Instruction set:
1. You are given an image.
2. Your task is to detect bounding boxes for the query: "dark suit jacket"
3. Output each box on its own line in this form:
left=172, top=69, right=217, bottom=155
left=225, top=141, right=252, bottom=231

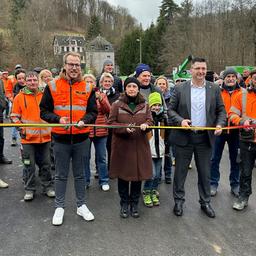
left=168, top=80, right=226, bottom=147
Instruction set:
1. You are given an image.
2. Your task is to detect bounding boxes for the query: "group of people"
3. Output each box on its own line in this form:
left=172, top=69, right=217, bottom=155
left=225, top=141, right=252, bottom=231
left=0, top=52, right=256, bottom=226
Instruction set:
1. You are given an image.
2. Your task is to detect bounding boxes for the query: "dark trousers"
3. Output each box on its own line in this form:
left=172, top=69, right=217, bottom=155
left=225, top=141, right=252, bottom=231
left=173, top=132, right=212, bottom=205
left=210, top=132, right=240, bottom=188
left=0, top=110, right=4, bottom=158
left=117, top=178, right=142, bottom=207
left=22, top=142, right=53, bottom=192
left=239, top=141, right=256, bottom=200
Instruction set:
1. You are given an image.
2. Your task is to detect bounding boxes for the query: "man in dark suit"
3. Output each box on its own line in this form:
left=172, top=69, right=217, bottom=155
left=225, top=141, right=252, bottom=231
left=168, top=57, right=226, bottom=218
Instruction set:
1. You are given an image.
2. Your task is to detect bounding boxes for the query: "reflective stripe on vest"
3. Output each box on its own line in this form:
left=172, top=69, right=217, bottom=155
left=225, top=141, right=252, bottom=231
left=49, top=79, right=92, bottom=135
left=54, top=105, right=87, bottom=111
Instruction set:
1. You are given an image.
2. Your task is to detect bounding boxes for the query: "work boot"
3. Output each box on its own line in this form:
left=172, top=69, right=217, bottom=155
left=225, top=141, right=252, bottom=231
left=233, top=198, right=248, bottom=211
left=24, top=191, right=34, bottom=201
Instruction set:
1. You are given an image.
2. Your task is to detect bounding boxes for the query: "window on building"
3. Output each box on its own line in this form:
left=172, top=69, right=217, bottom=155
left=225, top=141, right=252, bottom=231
left=72, top=47, right=75, bottom=52
left=105, top=45, right=109, bottom=51
left=71, top=40, right=76, bottom=45
left=67, top=46, right=70, bottom=52
left=61, top=46, right=64, bottom=52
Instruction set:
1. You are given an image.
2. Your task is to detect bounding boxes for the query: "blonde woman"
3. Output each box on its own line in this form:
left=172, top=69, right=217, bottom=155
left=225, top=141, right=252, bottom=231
left=39, top=69, right=53, bottom=89
left=84, top=74, right=111, bottom=191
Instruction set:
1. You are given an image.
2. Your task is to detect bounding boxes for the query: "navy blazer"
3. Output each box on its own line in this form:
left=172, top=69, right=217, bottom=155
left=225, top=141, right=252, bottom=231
left=168, top=80, right=226, bottom=147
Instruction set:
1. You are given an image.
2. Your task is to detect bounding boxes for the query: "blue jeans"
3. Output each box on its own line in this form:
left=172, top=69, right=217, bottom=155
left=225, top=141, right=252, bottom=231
left=11, top=127, right=19, bottom=140
left=54, top=139, right=90, bottom=208
left=85, top=136, right=109, bottom=186
left=93, top=136, right=109, bottom=185
left=210, top=132, right=240, bottom=188
left=144, top=158, right=162, bottom=191
left=84, top=140, right=92, bottom=186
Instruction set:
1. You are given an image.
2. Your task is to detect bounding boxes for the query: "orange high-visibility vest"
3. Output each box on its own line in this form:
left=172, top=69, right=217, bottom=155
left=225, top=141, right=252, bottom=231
left=48, top=78, right=93, bottom=135
left=10, top=89, right=51, bottom=144
left=229, top=89, right=256, bottom=142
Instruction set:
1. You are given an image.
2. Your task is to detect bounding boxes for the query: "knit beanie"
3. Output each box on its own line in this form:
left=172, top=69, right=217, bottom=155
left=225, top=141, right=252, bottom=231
left=222, top=68, right=237, bottom=79
left=148, top=92, right=162, bottom=107
left=124, top=77, right=140, bottom=90
left=135, top=63, right=151, bottom=78
left=103, top=59, right=113, bottom=67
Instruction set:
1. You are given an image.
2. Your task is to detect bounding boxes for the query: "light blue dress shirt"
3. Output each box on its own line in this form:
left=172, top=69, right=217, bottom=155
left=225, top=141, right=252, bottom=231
left=190, top=81, right=206, bottom=127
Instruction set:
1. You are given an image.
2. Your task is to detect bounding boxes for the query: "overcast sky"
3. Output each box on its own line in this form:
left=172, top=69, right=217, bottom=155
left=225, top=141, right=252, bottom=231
left=105, top=0, right=164, bottom=29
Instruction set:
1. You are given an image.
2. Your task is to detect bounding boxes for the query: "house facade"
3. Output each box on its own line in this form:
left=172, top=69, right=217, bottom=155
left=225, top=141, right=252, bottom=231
left=53, top=34, right=115, bottom=74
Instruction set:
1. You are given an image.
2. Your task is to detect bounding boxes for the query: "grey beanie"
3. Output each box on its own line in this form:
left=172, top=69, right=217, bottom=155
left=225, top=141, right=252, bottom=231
left=222, top=68, right=237, bottom=79
left=103, top=59, right=113, bottom=67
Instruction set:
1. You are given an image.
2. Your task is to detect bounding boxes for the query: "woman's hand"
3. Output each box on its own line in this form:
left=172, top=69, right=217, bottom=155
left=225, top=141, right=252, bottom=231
left=140, top=123, right=149, bottom=131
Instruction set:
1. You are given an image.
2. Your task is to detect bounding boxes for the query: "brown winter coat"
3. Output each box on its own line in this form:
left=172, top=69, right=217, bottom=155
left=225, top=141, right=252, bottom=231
left=108, top=94, right=153, bottom=181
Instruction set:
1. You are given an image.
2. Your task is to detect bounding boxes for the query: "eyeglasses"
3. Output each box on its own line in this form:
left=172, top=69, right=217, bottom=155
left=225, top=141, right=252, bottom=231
left=65, top=63, right=81, bottom=68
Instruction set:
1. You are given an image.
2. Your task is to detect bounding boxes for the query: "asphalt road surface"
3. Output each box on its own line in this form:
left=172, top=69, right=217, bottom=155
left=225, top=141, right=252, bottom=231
left=1, top=127, right=256, bottom=256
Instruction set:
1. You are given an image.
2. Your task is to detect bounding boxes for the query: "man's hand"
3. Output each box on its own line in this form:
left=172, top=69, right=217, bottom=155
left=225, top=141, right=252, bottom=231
left=243, top=119, right=253, bottom=131
left=214, top=125, right=222, bottom=136
left=181, top=119, right=191, bottom=128
left=76, top=120, right=86, bottom=128
left=59, top=116, right=70, bottom=130
left=59, top=117, right=69, bottom=124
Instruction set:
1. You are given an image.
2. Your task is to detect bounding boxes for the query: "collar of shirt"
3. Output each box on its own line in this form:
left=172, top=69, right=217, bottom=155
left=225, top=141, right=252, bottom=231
left=191, top=80, right=206, bottom=88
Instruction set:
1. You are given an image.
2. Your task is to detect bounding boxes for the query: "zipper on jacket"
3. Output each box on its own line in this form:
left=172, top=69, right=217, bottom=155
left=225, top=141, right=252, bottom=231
left=34, top=94, right=42, bottom=143
left=69, top=80, right=73, bottom=144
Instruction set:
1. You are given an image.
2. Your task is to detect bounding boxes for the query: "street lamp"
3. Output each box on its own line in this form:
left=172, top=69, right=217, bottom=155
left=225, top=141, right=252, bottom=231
left=136, top=37, right=142, bottom=63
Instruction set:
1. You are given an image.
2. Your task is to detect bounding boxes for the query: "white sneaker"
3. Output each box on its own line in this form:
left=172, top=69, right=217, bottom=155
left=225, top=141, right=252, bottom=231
left=0, top=179, right=8, bottom=188
left=52, top=208, right=64, bottom=226
left=46, top=189, right=55, bottom=198
left=101, top=184, right=110, bottom=191
left=24, top=191, right=34, bottom=201
left=77, top=204, right=95, bottom=221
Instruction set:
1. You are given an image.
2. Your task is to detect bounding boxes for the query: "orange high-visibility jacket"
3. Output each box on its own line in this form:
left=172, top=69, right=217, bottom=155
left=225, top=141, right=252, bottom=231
left=10, top=88, right=51, bottom=144
left=48, top=78, right=93, bottom=135
left=229, top=89, right=256, bottom=142
left=5, top=77, right=17, bottom=101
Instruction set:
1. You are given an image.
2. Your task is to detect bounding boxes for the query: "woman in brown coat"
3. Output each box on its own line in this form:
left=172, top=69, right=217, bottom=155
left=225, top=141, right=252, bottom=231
left=108, top=77, right=153, bottom=218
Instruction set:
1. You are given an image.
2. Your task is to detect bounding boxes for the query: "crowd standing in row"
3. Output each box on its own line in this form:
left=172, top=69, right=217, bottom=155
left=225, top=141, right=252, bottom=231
left=0, top=52, right=256, bottom=226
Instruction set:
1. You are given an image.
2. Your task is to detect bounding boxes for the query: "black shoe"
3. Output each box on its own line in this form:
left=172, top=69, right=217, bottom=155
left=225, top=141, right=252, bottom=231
left=165, top=177, right=172, bottom=184
left=130, top=204, right=140, bottom=218
left=120, top=205, right=129, bottom=218
left=173, top=201, right=183, bottom=216
left=0, top=157, right=12, bottom=164
left=201, top=203, right=215, bottom=218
